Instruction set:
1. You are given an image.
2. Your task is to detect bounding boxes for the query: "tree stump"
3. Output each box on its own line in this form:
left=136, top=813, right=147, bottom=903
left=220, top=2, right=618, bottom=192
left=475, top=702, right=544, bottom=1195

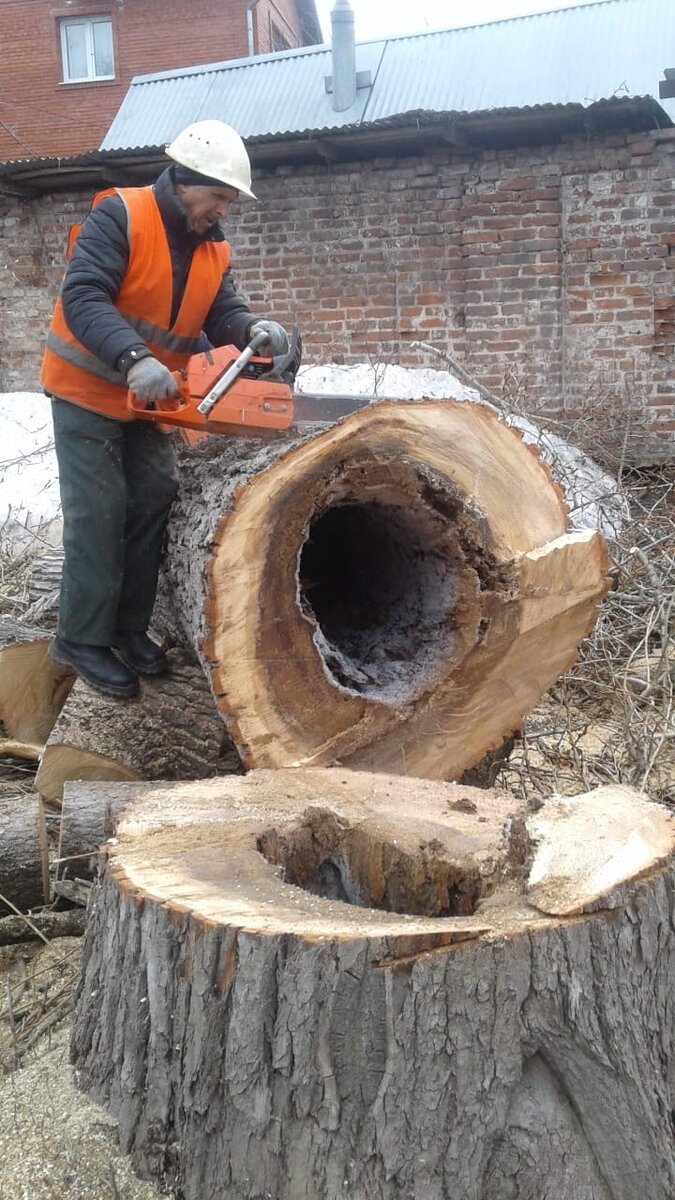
left=162, top=399, right=608, bottom=780
left=0, top=618, right=73, bottom=744
left=34, top=649, right=229, bottom=808
left=71, top=770, right=675, bottom=1200
left=0, top=793, right=49, bottom=912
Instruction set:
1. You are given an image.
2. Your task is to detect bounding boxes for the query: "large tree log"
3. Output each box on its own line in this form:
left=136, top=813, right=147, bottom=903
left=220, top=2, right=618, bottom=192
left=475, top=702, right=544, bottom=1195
left=34, top=649, right=229, bottom=808
left=0, top=618, right=73, bottom=743
left=0, top=793, right=49, bottom=912
left=162, top=399, right=609, bottom=780
left=72, top=769, right=675, bottom=1200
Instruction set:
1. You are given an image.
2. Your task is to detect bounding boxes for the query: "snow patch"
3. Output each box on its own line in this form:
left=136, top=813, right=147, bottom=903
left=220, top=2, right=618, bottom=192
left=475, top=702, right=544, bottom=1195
left=0, top=369, right=626, bottom=550
left=0, top=393, right=62, bottom=549
left=298, top=364, right=627, bottom=539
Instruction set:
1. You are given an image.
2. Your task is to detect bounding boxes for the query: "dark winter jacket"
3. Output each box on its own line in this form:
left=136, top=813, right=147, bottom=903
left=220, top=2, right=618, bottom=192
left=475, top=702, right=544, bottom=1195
left=60, top=166, right=256, bottom=377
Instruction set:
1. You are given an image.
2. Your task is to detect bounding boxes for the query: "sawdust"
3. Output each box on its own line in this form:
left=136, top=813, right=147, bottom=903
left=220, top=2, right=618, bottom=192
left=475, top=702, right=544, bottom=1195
left=0, top=938, right=166, bottom=1200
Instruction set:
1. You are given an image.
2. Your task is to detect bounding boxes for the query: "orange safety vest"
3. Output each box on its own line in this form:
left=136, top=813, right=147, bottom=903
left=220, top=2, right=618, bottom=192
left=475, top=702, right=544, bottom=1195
left=40, top=185, right=231, bottom=420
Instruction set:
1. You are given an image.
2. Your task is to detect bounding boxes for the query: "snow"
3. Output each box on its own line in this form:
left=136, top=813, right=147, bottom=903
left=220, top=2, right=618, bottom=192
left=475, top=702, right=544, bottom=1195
left=0, top=368, right=626, bottom=555
left=0, top=393, right=62, bottom=549
left=297, top=363, right=628, bottom=538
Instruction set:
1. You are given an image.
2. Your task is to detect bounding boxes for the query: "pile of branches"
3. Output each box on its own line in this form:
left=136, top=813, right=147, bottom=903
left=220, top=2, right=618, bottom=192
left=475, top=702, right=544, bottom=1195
left=496, top=459, right=674, bottom=806
left=0, top=938, right=81, bottom=1074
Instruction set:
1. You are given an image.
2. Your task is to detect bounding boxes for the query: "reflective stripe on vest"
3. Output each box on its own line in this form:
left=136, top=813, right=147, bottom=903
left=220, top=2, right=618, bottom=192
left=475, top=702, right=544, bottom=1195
left=122, top=314, right=202, bottom=357
left=40, top=185, right=231, bottom=420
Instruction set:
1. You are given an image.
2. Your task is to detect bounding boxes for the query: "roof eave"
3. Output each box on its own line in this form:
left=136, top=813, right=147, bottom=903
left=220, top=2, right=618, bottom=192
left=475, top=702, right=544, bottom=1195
left=0, top=97, right=669, bottom=195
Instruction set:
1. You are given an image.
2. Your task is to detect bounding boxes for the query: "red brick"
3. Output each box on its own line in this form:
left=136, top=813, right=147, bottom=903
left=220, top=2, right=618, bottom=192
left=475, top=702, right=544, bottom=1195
left=0, top=0, right=310, bottom=159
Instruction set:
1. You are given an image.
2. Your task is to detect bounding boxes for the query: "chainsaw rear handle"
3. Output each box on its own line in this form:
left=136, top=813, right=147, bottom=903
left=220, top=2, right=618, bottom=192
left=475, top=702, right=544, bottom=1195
left=126, top=373, right=187, bottom=417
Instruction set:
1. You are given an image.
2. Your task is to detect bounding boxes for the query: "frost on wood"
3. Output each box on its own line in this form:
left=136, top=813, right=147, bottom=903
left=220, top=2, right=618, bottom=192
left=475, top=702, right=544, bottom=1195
left=72, top=770, right=675, bottom=1200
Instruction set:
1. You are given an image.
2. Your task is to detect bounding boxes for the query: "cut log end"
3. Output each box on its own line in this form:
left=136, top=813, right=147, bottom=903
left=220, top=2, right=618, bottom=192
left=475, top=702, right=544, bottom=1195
left=0, top=619, right=74, bottom=744
left=174, top=399, right=610, bottom=780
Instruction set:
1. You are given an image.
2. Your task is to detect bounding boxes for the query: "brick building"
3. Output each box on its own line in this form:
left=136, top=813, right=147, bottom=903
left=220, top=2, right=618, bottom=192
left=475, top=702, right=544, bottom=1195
left=0, top=0, right=321, bottom=159
left=0, top=0, right=673, bottom=462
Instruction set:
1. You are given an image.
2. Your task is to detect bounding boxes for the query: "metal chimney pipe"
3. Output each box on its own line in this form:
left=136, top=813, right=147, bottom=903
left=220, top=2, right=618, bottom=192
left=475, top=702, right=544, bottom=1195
left=246, top=0, right=261, bottom=56
left=331, top=0, right=357, bottom=112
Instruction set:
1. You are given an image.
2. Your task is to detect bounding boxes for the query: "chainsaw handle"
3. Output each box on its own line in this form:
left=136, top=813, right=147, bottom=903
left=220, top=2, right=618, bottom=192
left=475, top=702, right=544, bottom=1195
left=127, top=372, right=187, bottom=417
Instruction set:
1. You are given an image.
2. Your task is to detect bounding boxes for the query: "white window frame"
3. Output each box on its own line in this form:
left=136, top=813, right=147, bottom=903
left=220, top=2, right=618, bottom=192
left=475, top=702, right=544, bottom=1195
left=60, top=15, right=115, bottom=83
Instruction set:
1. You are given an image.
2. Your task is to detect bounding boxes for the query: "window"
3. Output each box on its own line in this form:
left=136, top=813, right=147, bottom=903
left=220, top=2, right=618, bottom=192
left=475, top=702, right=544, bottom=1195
left=271, top=23, right=291, bottom=52
left=60, top=16, right=114, bottom=82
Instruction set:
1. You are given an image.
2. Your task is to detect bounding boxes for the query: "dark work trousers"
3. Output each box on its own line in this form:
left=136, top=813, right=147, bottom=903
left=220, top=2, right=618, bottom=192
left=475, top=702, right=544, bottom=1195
left=51, top=397, right=179, bottom=645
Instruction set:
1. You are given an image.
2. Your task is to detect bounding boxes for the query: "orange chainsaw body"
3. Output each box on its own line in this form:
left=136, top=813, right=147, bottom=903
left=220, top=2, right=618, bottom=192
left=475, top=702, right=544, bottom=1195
left=127, top=343, right=294, bottom=438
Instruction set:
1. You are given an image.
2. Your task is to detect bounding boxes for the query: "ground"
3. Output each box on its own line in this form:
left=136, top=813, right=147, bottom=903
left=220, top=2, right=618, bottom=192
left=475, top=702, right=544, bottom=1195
left=0, top=938, right=166, bottom=1200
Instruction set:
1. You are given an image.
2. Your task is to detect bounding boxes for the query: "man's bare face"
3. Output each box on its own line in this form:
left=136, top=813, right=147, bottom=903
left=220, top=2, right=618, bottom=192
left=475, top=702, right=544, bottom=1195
left=176, top=182, right=239, bottom=234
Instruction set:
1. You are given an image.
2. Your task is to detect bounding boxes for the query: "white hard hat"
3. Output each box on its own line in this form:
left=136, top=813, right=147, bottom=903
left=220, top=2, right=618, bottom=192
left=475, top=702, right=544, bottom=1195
left=166, top=120, right=256, bottom=200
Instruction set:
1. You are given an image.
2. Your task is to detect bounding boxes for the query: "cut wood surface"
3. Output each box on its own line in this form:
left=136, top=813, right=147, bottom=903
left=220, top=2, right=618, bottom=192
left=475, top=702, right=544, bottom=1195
left=35, top=649, right=228, bottom=808
left=0, top=792, right=49, bottom=913
left=72, top=769, right=675, bottom=1200
left=163, top=399, right=609, bottom=780
left=0, top=618, right=73, bottom=744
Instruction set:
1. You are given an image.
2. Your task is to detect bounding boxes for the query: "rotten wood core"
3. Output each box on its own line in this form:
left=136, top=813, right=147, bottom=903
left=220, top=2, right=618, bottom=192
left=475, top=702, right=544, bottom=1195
left=71, top=771, right=675, bottom=1200
left=294, top=465, right=506, bottom=703
left=163, top=399, right=609, bottom=779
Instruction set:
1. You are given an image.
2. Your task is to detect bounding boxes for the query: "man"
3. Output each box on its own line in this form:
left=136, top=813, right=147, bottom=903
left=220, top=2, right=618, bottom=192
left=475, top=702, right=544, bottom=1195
left=41, top=120, right=288, bottom=699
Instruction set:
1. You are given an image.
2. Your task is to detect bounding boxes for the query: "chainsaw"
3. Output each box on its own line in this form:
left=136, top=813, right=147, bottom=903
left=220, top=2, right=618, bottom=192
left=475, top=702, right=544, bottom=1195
left=127, top=328, right=371, bottom=437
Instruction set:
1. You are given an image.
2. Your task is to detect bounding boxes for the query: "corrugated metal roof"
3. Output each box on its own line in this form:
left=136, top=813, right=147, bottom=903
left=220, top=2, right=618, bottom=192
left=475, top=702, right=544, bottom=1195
left=101, top=0, right=675, bottom=151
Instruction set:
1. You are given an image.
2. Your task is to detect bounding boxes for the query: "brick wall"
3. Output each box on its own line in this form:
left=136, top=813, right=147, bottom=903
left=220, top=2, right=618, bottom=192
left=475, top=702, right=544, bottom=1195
left=1, top=125, right=673, bottom=461
left=0, top=0, right=312, bottom=160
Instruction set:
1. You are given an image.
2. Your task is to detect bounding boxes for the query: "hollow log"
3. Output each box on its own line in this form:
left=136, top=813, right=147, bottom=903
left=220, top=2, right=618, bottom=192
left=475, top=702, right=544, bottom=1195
left=72, top=769, right=675, bottom=1200
left=0, top=793, right=49, bottom=913
left=35, top=649, right=228, bottom=809
left=162, top=399, right=609, bottom=780
left=0, top=618, right=73, bottom=743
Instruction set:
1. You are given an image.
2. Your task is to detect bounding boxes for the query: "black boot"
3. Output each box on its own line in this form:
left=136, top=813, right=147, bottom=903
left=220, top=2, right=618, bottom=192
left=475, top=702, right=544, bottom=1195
left=112, top=631, right=169, bottom=676
left=49, top=637, right=139, bottom=698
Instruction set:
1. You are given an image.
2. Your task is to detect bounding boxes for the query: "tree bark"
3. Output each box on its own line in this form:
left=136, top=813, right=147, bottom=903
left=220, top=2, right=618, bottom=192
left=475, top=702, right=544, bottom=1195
left=58, top=780, right=146, bottom=882
left=161, top=399, right=608, bottom=780
left=0, top=618, right=73, bottom=744
left=71, top=770, right=675, bottom=1200
left=34, top=649, right=228, bottom=808
left=0, top=793, right=49, bottom=913
left=0, top=906, right=86, bottom=945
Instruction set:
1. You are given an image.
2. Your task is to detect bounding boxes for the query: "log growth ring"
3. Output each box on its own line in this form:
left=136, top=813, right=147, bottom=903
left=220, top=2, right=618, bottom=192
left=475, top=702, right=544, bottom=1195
left=203, top=399, right=606, bottom=775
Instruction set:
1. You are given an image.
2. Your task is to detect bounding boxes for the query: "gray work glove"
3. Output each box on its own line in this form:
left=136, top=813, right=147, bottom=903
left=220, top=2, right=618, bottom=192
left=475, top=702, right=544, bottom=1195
left=248, top=319, right=289, bottom=356
left=126, top=357, right=180, bottom=404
